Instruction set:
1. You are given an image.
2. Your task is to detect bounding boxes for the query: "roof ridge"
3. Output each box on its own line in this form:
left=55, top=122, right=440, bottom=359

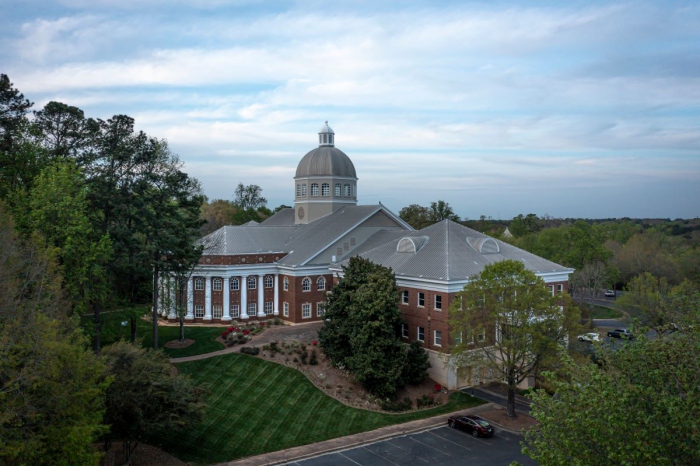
left=444, top=220, right=450, bottom=280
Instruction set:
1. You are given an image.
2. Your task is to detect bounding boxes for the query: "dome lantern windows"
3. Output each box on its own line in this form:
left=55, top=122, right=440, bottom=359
left=321, top=183, right=330, bottom=196
left=311, top=183, right=319, bottom=196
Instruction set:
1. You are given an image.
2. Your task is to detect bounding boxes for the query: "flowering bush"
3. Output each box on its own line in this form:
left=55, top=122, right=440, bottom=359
left=243, top=329, right=250, bottom=336
left=312, top=340, right=318, bottom=346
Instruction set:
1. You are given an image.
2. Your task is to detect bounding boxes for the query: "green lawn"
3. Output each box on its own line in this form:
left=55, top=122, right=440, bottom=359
left=154, top=353, right=485, bottom=464
left=80, top=308, right=225, bottom=357
left=591, top=305, right=624, bottom=320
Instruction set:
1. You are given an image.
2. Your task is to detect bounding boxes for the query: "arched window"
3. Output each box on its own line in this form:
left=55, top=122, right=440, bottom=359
left=296, top=184, right=301, bottom=197
left=335, top=183, right=341, bottom=196
left=344, top=184, right=351, bottom=197
left=301, top=184, right=307, bottom=196
left=283, top=277, right=289, bottom=291
left=264, top=276, right=273, bottom=288
left=311, top=183, right=319, bottom=196
left=317, top=276, right=326, bottom=291
left=213, top=278, right=222, bottom=291
left=321, top=183, right=329, bottom=196
left=194, top=277, right=204, bottom=290
left=302, top=278, right=311, bottom=292
left=248, top=276, right=256, bottom=289
left=230, top=278, right=239, bottom=291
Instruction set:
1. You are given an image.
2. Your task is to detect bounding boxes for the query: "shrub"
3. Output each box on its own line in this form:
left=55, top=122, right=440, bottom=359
left=403, top=340, right=431, bottom=385
left=240, top=347, right=260, bottom=356
left=309, top=349, right=318, bottom=365
left=266, top=319, right=272, bottom=328
left=416, top=393, right=436, bottom=408
left=269, top=341, right=278, bottom=352
left=274, top=318, right=280, bottom=325
left=379, top=397, right=413, bottom=412
left=300, top=351, right=308, bottom=364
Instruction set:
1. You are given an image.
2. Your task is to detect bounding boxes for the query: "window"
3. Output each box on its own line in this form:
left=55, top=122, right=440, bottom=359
left=549, top=285, right=555, bottom=296
left=283, top=302, right=289, bottom=317
left=317, top=302, right=325, bottom=317
left=301, top=184, right=307, bottom=196
left=296, top=184, right=301, bottom=197
left=455, top=331, right=462, bottom=344
left=321, top=183, right=329, bottom=196
left=194, top=305, right=204, bottom=318
left=335, top=183, right=341, bottom=196
left=344, top=184, right=351, bottom=196
left=434, top=330, right=442, bottom=346
left=302, top=303, right=311, bottom=318
left=231, top=304, right=240, bottom=319
left=478, top=330, right=486, bottom=342
left=302, top=278, right=311, bottom=292
left=230, top=278, right=239, bottom=291
left=311, top=183, right=319, bottom=196
left=557, top=284, right=563, bottom=293
left=265, top=276, right=273, bottom=288
left=283, top=277, right=289, bottom=291
left=417, top=326, right=425, bottom=341
left=265, top=301, right=273, bottom=315
left=401, top=323, right=408, bottom=338
left=212, top=305, right=222, bottom=319
left=434, top=295, right=442, bottom=310
left=213, top=278, right=222, bottom=291
left=317, top=276, right=326, bottom=291
left=248, top=302, right=257, bottom=315
left=401, top=290, right=409, bottom=305
left=418, top=292, right=425, bottom=307
left=248, top=276, right=256, bottom=289
left=194, top=278, right=204, bottom=290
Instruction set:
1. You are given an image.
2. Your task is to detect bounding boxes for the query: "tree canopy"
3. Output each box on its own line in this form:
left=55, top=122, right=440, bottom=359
left=449, top=260, right=576, bottom=417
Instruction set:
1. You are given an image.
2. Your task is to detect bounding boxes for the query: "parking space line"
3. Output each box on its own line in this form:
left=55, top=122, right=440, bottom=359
left=337, top=450, right=366, bottom=465
left=426, top=429, right=473, bottom=452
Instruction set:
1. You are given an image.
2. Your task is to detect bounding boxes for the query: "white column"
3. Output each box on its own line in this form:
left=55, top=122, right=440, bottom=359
left=257, top=274, right=265, bottom=317
left=241, top=275, right=249, bottom=319
left=273, top=273, right=280, bottom=315
left=222, top=277, right=231, bottom=322
left=186, top=277, right=194, bottom=320
left=168, top=276, right=177, bottom=319
left=204, top=276, right=212, bottom=320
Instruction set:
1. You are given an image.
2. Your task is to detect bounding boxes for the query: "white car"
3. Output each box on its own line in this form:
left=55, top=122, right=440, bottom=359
left=578, top=333, right=600, bottom=343
left=604, top=290, right=616, bottom=298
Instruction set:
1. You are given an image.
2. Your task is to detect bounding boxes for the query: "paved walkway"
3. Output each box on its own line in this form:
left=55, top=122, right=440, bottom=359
left=170, top=321, right=323, bottom=363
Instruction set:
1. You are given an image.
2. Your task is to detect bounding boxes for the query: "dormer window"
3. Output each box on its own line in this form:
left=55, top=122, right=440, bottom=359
left=467, top=237, right=500, bottom=254
left=396, top=236, right=429, bottom=253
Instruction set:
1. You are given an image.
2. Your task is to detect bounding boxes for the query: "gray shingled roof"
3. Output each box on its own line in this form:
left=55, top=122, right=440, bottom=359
left=342, top=220, right=572, bottom=280
left=199, top=205, right=409, bottom=266
left=260, top=208, right=295, bottom=226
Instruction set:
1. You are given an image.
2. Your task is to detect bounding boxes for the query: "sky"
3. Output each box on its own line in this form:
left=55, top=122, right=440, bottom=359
left=2, top=0, right=699, bottom=220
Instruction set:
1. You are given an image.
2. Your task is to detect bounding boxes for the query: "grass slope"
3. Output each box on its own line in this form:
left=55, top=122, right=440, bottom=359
left=156, top=353, right=484, bottom=464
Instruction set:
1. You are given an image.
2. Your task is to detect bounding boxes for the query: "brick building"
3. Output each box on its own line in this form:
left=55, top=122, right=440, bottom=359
left=161, top=122, right=573, bottom=388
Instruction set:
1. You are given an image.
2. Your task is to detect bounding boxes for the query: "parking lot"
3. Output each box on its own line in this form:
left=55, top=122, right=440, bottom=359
left=287, top=425, right=536, bottom=466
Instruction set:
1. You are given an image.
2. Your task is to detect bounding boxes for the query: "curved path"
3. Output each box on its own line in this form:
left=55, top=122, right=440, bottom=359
left=170, top=321, right=323, bottom=363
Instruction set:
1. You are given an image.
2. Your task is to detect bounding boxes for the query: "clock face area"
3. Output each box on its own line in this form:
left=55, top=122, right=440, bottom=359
left=297, top=207, right=305, bottom=220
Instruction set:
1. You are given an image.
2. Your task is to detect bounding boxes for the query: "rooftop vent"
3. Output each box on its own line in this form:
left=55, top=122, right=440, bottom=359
left=467, top=237, right=500, bottom=255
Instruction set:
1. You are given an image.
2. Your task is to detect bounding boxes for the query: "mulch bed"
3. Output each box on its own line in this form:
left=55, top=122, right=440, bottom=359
left=164, top=339, right=195, bottom=349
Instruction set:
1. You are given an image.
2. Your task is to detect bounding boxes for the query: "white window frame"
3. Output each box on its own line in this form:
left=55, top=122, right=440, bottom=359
left=248, top=276, right=256, bottom=289
left=248, top=302, right=257, bottom=315
left=321, top=183, right=330, bottom=196
left=401, top=290, right=409, bottom=305
left=265, top=301, right=273, bottom=315
left=418, top=292, right=425, bottom=307
left=283, top=277, right=289, bottom=291
left=344, top=184, right=351, bottom=196
left=311, top=183, right=319, bottom=196
left=230, top=278, right=239, bottom=291
left=296, top=184, right=301, bottom=197
left=302, top=303, right=311, bottom=319
left=194, top=278, right=204, bottom=290
left=317, top=302, right=325, bottom=317
left=401, top=323, right=408, bottom=338
left=434, top=294, right=442, bottom=310
left=283, top=302, right=289, bottom=317
left=417, top=326, right=425, bottom=342
left=264, top=276, right=273, bottom=288
left=194, top=305, right=204, bottom=318
left=434, top=330, right=442, bottom=346
left=212, top=304, right=222, bottom=319
left=334, top=183, right=341, bottom=196
left=213, top=278, right=222, bottom=291
left=317, top=276, right=326, bottom=291
left=301, top=184, right=307, bottom=196
left=557, top=284, right=563, bottom=293
left=302, top=277, right=311, bottom=292
left=549, top=285, right=555, bottom=296
left=231, top=304, right=240, bottom=319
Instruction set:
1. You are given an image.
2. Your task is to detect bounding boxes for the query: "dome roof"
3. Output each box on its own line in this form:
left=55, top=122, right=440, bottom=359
left=295, top=146, right=357, bottom=178
left=319, top=121, right=334, bottom=134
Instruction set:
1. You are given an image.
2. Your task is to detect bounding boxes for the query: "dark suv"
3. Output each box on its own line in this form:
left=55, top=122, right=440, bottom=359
left=607, top=328, right=634, bottom=339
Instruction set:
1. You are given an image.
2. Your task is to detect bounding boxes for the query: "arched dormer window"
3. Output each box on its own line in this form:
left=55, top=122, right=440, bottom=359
left=230, top=278, right=239, bottom=291
left=311, top=183, right=319, bottom=196
left=302, top=277, right=311, bottom=292
left=248, top=276, right=257, bottom=289
left=213, top=278, right=222, bottom=291
left=321, top=183, right=330, bottom=196
left=467, top=237, right=500, bottom=254
left=194, top=277, right=204, bottom=290
left=317, top=276, right=326, bottom=291
left=335, top=183, right=341, bottom=196
left=265, top=276, right=273, bottom=288
left=397, top=236, right=429, bottom=253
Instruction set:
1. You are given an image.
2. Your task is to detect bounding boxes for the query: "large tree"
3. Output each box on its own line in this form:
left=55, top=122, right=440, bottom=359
left=32, top=100, right=99, bottom=164
left=449, top=260, right=572, bottom=417
left=102, top=341, right=205, bottom=466
left=319, top=257, right=429, bottom=398
left=522, top=303, right=700, bottom=465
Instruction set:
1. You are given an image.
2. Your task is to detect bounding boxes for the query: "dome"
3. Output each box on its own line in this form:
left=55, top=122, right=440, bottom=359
left=295, top=146, right=357, bottom=178
left=319, top=121, right=334, bottom=134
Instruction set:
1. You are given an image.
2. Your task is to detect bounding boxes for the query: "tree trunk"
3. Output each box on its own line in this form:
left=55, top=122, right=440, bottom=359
left=130, top=316, right=136, bottom=342
left=152, top=264, right=159, bottom=350
left=507, top=371, right=517, bottom=418
left=180, top=316, right=185, bottom=342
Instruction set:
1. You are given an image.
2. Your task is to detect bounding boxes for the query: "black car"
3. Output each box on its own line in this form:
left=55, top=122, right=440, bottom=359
left=607, top=328, right=634, bottom=339
left=448, top=415, right=495, bottom=437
